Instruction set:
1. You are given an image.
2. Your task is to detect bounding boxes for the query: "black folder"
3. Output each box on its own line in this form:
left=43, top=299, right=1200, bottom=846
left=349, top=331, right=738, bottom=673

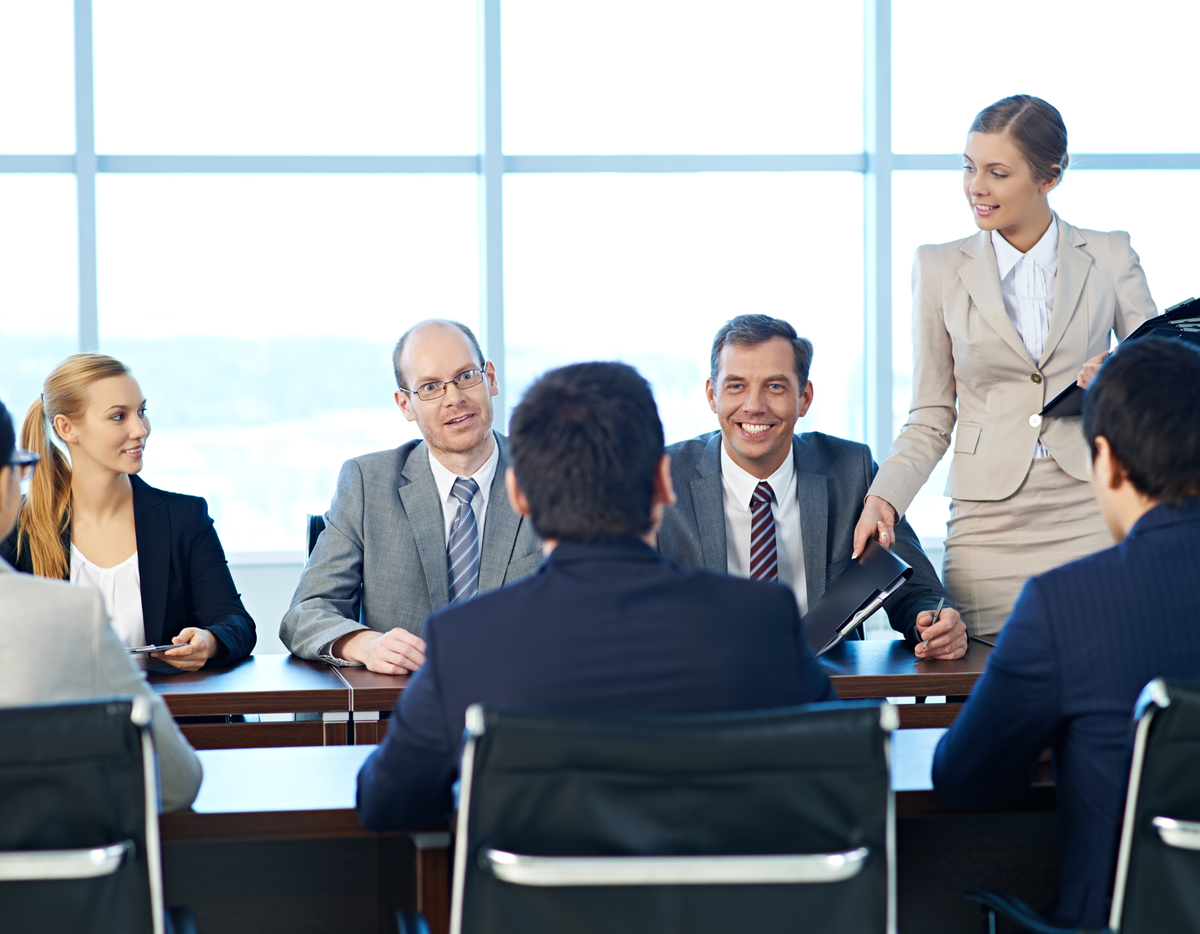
left=1041, top=296, right=1200, bottom=418
left=801, top=537, right=913, bottom=657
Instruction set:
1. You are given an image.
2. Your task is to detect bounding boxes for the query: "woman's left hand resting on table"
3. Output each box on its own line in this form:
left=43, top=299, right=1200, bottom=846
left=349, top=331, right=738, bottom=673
left=153, top=627, right=218, bottom=671
left=914, top=607, right=968, bottom=660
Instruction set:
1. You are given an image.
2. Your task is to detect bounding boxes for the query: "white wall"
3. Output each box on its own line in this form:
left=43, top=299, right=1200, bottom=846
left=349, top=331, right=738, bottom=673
left=227, top=552, right=305, bottom=654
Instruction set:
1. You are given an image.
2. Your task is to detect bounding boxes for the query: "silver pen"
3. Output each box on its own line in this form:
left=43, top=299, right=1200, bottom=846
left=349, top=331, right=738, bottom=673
left=923, top=596, right=945, bottom=653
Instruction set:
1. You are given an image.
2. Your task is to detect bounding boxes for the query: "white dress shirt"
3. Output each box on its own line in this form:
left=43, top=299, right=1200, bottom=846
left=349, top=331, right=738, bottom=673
left=70, top=544, right=146, bottom=648
left=719, top=442, right=808, bottom=614
left=427, top=438, right=500, bottom=546
left=993, top=219, right=1058, bottom=458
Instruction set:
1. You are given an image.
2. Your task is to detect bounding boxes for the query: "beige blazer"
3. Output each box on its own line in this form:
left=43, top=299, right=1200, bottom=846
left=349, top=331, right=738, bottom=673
left=869, top=215, right=1156, bottom=513
left=0, top=559, right=202, bottom=812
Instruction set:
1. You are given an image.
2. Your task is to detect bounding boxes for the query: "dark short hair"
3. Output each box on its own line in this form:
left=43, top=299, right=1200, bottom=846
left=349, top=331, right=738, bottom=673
left=0, top=399, right=13, bottom=468
left=392, top=319, right=486, bottom=390
left=1083, top=338, right=1200, bottom=503
left=509, top=362, right=664, bottom=543
left=710, top=314, right=814, bottom=385
left=970, top=95, right=1068, bottom=184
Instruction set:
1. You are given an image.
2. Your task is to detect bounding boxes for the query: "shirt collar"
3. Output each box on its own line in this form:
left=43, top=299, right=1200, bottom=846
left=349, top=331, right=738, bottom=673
left=991, top=215, right=1059, bottom=281
left=426, top=432, right=500, bottom=509
left=719, top=439, right=795, bottom=508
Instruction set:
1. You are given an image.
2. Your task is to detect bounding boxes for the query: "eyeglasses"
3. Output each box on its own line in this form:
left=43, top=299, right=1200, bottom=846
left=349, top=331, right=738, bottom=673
left=399, top=367, right=486, bottom=402
left=9, top=449, right=39, bottom=482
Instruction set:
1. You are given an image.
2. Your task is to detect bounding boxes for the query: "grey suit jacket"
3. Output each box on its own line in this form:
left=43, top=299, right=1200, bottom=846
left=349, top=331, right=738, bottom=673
left=280, top=431, right=543, bottom=662
left=658, top=431, right=952, bottom=643
left=0, top=559, right=203, bottom=812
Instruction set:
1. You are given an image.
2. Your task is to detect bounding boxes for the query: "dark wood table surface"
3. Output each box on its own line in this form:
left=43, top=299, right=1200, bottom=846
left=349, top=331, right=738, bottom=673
left=147, top=654, right=352, bottom=748
left=820, top=638, right=992, bottom=697
left=148, top=654, right=350, bottom=716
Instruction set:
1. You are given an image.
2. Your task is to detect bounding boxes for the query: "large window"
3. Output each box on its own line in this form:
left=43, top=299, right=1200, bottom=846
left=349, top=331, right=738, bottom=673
left=3, top=0, right=1197, bottom=555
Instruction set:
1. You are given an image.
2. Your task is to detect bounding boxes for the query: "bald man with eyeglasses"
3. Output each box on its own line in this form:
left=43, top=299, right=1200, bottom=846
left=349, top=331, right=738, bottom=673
left=280, top=319, right=542, bottom=673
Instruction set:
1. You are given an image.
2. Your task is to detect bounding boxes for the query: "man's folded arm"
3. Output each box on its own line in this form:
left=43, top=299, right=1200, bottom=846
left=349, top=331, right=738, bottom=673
left=932, top=578, right=1062, bottom=809
left=281, top=460, right=372, bottom=662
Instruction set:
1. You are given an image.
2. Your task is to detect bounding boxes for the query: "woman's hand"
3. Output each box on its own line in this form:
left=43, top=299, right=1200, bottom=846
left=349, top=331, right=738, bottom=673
left=852, top=495, right=898, bottom=558
left=154, top=628, right=217, bottom=671
left=1076, top=351, right=1109, bottom=388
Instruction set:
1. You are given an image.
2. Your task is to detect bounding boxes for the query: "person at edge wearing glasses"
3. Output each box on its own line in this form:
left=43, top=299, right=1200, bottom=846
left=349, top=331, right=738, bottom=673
left=280, top=319, right=542, bottom=673
left=853, top=95, right=1156, bottom=642
left=1, top=354, right=256, bottom=669
left=0, top=396, right=202, bottom=811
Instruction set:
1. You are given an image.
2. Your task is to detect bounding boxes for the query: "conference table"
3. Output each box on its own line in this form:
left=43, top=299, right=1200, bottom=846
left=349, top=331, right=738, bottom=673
left=160, top=727, right=1053, bottom=934
left=147, top=638, right=993, bottom=749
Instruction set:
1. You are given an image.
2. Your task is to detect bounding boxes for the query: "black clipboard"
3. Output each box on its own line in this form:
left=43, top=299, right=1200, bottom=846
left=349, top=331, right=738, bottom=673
left=801, top=538, right=913, bottom=657
left=1041, top=296, right=1200, bottom=418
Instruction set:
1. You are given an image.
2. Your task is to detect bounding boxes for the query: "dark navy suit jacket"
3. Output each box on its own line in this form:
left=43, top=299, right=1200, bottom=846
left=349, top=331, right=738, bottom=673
left=357, top=538, right=836, bottom=831
left=1, top=475, right=256, bottom=664
left=933, top=500, right=1200, bottom=928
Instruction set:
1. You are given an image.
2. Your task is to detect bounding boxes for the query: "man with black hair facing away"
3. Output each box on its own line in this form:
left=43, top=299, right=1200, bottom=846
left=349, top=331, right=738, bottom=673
left=933, top=338, right=1200, bottom=929
left=357, top=362, right=834, bottom=831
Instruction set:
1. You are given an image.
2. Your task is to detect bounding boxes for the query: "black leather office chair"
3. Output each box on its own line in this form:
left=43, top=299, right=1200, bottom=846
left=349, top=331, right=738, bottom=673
left=440, top=700, right=897, bottom=934
left=968, top=678, right=1200, bottom=933
left=306, top=514, right=327, bottom=557
left=0, top=697, right=196, bottom=934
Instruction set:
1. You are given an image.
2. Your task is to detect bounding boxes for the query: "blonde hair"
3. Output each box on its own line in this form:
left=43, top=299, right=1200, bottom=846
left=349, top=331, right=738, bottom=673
left=19, top=354, right=131, bottom=579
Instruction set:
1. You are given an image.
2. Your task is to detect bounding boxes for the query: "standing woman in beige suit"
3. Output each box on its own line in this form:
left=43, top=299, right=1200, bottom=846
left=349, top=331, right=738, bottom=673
left=853, top=95, right=1156, bottom=641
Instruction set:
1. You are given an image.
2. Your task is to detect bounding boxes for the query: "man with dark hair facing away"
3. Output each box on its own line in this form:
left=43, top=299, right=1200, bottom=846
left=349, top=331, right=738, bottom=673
left=357, top=362, right=834, bottom=831
left=933, top=338, right=1200, bottom=929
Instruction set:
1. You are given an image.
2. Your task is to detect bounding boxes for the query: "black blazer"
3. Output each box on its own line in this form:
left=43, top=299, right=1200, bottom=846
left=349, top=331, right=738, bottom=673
left=0, top=475, right=256, bottom=665
left=356, top=538, right=836, bottom=831
left=932, top=500, right=1200, bottom=928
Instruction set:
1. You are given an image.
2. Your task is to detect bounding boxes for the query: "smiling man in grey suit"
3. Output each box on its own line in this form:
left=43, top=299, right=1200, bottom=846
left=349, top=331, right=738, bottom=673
left=281, top=320, right=542, bottom=673
left=658, top=314, right=966, bottom=658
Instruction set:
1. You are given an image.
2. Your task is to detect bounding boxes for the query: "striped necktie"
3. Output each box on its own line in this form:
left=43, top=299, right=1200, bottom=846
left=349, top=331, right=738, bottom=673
left=749, top=481, right=779, bottom=582
left=447, top=477, right=481, bottom=603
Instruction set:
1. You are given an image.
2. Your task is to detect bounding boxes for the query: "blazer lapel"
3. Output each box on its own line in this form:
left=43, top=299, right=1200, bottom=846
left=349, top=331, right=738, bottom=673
left=958, top=231, right=1035, bottom=366
left=1040, top=218, right=1092, bottom=365
left=133, top=477, right=169, bottom=645
left=478, top=434, right=521, bottom=592
left=792, top=439, right=828, bottom=613
left=691, top=433, right=728, bottom=573
left=398, top=444, right=450, bottom=609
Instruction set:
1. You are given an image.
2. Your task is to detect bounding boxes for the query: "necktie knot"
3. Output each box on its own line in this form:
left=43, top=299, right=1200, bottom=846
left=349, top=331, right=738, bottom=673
left=750, top=481, right=774, bottom=511
left=452, top=477, right=479, bottom=506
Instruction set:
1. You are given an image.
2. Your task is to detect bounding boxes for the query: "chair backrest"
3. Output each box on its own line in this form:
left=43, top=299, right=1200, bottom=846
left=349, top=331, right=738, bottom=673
left=450, top=701, right=897, bottom=934
left=0, top=696, right=165, bottom=934
left=1110, top=678, right=1200, bottom=932
left=306, top=514, right=326, bottom=557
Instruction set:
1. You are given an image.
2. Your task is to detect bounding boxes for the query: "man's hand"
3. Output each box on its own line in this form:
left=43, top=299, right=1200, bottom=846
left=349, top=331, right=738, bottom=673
left=914, top=607, right=967, bottom=660
left=153, top=628, right=217, bottom=671
left=1076, top=351, right=1109, bottom=388
left=333, top=628, right=427, bottom=674
left=852, top=495, right=898, bottom=558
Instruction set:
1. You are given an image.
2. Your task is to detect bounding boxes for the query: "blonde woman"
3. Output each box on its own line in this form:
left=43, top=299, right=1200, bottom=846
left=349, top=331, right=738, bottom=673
left=0, top=354, right=255, bottom=668
left=853, top=95, right=1157, bottom=641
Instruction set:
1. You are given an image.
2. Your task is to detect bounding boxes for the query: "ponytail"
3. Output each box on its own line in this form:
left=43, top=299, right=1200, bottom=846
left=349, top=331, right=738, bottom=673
left=15, top=353, right=131, bottom=580
left=18, top=397, right=72, bottom=580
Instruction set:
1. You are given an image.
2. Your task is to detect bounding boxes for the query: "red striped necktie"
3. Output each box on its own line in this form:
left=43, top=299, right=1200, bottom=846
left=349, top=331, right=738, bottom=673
left=749, top=481, right=779, bottom=582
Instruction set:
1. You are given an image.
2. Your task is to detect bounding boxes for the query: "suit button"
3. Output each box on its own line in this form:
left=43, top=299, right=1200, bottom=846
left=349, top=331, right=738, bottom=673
left=1031, top=373, right=1043, bottom=384
left=1029, top=414, right=1042, bottom=428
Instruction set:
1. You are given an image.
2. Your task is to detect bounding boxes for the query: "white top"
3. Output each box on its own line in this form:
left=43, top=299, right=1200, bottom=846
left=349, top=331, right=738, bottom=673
left=69, top=543, right=146, bottom=648
left=719, top=442, right=808, bottom=615
left=426, top=438, right=500, bottom=546
left=992, top=219, right=1058, bottom=458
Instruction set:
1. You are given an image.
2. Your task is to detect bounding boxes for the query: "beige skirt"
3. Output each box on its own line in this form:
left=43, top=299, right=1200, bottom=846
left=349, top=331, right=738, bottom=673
left=942, top=457, right=1113, bottom=641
